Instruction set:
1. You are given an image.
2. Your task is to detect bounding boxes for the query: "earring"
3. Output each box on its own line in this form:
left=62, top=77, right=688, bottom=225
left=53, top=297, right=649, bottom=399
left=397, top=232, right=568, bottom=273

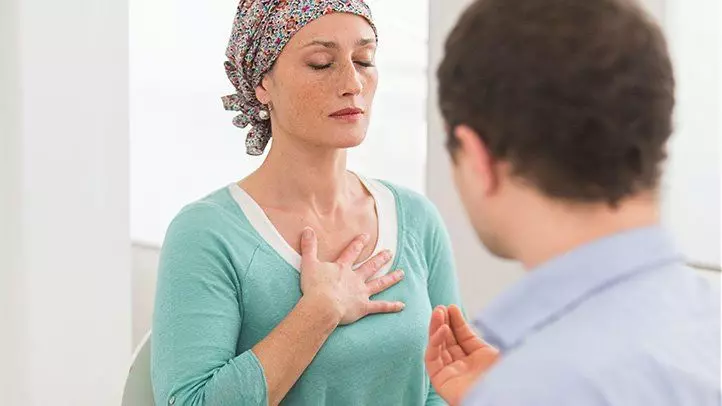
left=258, top=108, right=270, bottom=120
left=258, top=102, right=272, bottom=120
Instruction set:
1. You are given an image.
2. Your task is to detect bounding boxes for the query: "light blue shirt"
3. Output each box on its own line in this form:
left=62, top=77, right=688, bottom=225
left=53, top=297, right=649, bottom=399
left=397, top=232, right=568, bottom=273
left=463, top=226, right=721, bottom=406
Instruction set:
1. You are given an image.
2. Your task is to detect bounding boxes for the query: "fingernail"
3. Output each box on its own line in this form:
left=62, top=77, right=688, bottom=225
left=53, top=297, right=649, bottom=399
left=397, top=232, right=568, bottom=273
left=303, top=228, right=313, bottom=239
left=385, top=250, right=393, bottom=260
left=361, top=233, right=370, bottom=242
left=397, top=269, right=405, bottom=278
left=399, top=303, right=406, bottom=310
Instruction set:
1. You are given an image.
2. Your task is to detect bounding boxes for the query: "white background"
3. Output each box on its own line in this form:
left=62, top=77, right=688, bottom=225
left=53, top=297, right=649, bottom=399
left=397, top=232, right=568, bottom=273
left=2, top=0, right=131, bottom=403
left=662, top=0, right=721, bottom=267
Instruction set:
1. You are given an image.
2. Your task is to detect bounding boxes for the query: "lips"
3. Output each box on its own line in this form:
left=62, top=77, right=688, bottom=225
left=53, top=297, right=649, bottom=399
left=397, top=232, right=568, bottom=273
left=330, top=107, right=364, bottom=117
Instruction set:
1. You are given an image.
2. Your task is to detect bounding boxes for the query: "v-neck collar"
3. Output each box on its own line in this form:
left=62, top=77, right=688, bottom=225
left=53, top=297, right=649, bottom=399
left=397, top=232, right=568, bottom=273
left=227, top=173, right=398, bottom=278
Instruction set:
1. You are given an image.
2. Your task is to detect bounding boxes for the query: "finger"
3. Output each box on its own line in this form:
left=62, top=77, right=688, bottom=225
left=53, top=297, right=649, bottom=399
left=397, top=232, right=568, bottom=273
left=356, top=250, right=393, bottom=280
left=448, top=304, right=488, bottom=354
left=425, top=346, right=445, bottom=378
left=335, top=234, right=369, bottom=267
left=428, top=306, right=447, bottom=338
left=299, top=227, right=318, bottom=268
left=428, top=320, right=450, bottom=348
left=440, top=339, right=453, bottom=365
left=425, top=343, right=445, bottom=378
left=443, top=329, right=467, bottom=362
left=433, top=305, right=465, bottom=360
left=425, top=324, right=452, bottom=376
left=433, top=325, right=454, bottom=365
left=365, top=300, right=405, bottom=315
left=366, top=270, right=405, bottom=296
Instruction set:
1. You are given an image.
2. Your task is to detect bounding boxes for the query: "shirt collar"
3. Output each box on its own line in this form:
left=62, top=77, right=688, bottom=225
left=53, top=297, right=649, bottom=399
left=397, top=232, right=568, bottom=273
left=474, top=225, right=684, bottom=351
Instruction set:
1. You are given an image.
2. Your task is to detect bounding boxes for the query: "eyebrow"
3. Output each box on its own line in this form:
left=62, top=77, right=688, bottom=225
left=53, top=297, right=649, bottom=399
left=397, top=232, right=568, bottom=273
left=304, top=38, right=377, bottom=49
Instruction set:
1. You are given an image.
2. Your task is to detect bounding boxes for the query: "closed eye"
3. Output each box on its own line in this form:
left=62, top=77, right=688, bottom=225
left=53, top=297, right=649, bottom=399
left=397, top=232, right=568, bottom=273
left=309, top=63, right=333, bottom=70
left=355, top=61, right=376, bottom=68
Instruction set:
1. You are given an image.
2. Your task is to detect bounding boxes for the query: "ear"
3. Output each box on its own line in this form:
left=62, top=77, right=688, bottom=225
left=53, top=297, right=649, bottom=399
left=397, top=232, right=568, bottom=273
left=454, top=124, right=499, bottom=194
left=254, top=74, right=272, bottom=105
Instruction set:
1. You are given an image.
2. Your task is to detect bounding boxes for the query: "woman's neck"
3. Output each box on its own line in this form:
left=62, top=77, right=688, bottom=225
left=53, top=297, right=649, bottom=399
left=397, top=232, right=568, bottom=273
left=241, top=137, right=357, bottom=215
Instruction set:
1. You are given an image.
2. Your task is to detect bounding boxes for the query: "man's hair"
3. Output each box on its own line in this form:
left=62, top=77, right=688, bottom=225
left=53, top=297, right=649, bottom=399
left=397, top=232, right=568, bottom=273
left=438, top=0, right=674, bottom=205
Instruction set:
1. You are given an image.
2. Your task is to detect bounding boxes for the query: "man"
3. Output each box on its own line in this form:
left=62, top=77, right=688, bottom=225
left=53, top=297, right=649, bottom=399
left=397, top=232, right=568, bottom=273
left=425, top=0, right=721, bottom=405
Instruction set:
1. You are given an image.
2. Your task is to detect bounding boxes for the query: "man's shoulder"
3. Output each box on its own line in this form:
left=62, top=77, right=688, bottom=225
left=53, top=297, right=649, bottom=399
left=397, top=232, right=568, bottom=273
left=466, top=343, right=720, bottom=406
left=465, top=282, right=721, bottom=406
left=462, top=352, right=605, bottom=405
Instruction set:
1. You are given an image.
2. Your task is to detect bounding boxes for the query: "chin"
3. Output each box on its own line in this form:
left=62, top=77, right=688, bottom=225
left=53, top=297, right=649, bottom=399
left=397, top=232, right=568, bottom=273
left=477, top=230, right=515, bottom=260
left=328, top=129, right=368, bottom=149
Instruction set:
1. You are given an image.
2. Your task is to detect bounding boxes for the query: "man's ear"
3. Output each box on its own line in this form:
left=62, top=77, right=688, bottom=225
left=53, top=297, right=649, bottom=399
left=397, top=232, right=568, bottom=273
left=454, top=124, right=499, bottom=194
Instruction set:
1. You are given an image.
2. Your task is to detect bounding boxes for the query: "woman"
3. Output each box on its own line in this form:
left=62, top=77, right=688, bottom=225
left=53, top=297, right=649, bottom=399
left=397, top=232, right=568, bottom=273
left=151, top=1, right=462, bottom=405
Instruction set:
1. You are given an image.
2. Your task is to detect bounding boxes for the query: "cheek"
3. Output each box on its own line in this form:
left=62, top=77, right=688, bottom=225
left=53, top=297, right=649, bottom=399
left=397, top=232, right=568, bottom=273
left=456, top=162, right=484, bottom=209
left=452, top=165, right=471, bottom=206
left=276, top=76, right=327, bottom=118
left=363, top=70, right=378, bottom=98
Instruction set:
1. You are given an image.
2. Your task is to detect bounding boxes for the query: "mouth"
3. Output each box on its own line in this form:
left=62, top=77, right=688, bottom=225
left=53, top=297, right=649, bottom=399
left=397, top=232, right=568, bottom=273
left=329, top=107, right=365, bottom=121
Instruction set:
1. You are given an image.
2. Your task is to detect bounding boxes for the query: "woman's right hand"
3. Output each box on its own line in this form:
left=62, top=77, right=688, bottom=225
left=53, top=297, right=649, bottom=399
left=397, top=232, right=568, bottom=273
left=299, top=227, right=406, bottom=325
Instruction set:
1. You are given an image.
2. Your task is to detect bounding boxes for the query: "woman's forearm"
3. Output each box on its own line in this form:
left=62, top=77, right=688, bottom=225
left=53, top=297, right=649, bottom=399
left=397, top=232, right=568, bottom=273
left=252, top=294, right=341, bottom=406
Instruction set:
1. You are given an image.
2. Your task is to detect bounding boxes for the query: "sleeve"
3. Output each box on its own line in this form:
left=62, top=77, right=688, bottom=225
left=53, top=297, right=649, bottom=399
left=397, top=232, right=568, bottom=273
left=423, top=201, right=464, bottom=406
left=424, top=201, right=463, bottom=310
left=151, top=204, right=268, bottom=406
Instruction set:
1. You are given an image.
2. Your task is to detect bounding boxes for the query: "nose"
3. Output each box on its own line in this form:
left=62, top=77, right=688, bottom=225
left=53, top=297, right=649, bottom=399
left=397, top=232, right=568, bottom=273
left=338, top=61, right=363, bottom=97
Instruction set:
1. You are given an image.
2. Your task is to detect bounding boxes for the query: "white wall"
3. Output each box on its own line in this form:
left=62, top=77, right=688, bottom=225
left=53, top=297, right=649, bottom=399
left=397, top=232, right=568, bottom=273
left=130, top=0, right=429, bottom=245
left=427, top=0, right=721, bottom=315
left=662, top=0, right=721, bottom=267
left=0, top=0, right=24, bottom=404
left=1, top=0, right=132, bottom=403
left=132, top=243, right=161, bottom=347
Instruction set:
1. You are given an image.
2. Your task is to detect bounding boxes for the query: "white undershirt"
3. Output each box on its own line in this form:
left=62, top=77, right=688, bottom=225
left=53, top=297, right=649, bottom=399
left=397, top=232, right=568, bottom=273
left=228, top=175, right=398, bottom=278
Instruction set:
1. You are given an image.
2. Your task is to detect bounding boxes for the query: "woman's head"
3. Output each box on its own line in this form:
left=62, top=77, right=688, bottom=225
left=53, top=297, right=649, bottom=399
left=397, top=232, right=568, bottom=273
left=223, top=1, right=378, bottom=155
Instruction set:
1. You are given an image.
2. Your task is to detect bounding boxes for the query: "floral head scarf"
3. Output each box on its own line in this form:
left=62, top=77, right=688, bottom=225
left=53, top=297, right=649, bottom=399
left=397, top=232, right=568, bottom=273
left=222, top=0, right=377, bottom=155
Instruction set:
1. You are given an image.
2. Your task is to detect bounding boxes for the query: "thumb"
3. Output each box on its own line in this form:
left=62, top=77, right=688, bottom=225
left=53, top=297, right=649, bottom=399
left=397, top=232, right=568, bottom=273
left=300, top=227, right=318, bottom=268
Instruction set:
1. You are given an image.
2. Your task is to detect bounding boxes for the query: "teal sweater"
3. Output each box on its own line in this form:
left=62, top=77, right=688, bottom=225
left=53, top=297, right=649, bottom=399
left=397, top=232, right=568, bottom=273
left=151, top=181, right=462, bottom=405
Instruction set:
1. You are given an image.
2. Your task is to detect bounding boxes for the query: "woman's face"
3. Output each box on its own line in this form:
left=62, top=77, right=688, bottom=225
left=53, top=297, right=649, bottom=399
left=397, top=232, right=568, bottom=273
left=255, top=13, right=378, bottom=151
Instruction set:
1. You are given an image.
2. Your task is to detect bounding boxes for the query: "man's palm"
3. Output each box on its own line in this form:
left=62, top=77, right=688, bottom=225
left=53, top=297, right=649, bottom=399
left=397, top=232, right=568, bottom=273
left=425, top=305, right=499, bottom=406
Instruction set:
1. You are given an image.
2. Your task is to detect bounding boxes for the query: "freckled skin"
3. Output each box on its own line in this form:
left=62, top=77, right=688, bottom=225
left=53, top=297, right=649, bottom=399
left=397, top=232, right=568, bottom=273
left=255, top=13, right=379, bottom=151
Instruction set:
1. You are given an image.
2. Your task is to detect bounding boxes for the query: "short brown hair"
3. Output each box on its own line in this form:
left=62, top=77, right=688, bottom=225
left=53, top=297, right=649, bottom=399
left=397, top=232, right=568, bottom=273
left=438, top=0, right=674, bottom=205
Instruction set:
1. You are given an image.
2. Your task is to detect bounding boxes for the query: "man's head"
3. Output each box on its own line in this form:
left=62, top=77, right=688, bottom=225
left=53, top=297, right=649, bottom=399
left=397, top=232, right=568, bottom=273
left=439, top=0, right=674, bottom=260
